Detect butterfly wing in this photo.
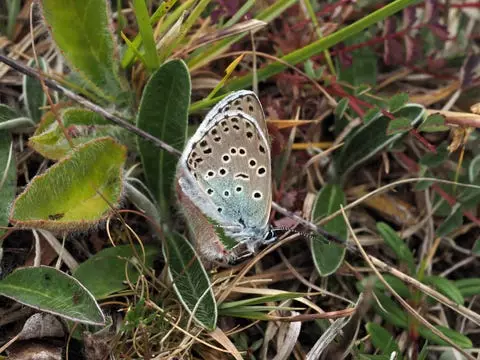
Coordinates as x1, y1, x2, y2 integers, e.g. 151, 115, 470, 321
179, 109, 271, 241
201, 90, 268, 140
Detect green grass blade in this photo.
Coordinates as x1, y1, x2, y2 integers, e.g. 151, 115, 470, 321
132, 0, 159, 70
225, 0, 418, 93
121, 0, 181, 68
187, 0, 296, 71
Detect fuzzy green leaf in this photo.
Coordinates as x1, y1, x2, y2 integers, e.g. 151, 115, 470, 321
137, 60, 190, 213
41, 0, 126, 99
0, 266, 104, 325
163, 232, 217, 330
29, 108, 128, 160
10, 137, 126, 231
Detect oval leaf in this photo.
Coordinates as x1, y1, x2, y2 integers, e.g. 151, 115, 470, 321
418, 325, 472, 348
0, 266, 104, 325
424, 276, 464, 305
10, 137, 126, 231
454, 278, 480, 298
73, 244, 160, 299
163, 232, 217, 330
310, 184, 347, 276
41, 0, 126, 98
333, 104, 425, 181
137, 59, 190, 213
366, 322, 400, 355
376, 222, 415, 273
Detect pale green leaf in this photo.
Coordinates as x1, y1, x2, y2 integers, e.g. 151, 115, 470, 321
137, 60, 190, 213
73, 244, 160, 299
311, 184, 347, 276
0, 266, 104, 325
163, 232, 217, 330
10, 137, 126, 231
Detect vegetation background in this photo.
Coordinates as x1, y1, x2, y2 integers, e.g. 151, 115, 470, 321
0, 0, 479, 359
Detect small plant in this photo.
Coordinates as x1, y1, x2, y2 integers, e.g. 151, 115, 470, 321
0, 0, 478, 359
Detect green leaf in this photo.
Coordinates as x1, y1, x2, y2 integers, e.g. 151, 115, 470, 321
336, 32, 377, 86
0, 130, 16, 238
366, 322, 400, 355
360, 274, 411, 299
310, 184, 347, 276
388, 93, 409, 113
23, 58, 48, 123
187, 0, 296, 71
163, 232, 217, 330
304, 60, 324, 80
371, 290, 408, 327
10, 137, 126, 231
454, 278, 480, 297
376, 222, 415, 273
363, 107, 381, 124
220, 292, 305, 309
424, 276, 464, 305
333, 104, 425, 182
468, 154, 480, 183
0, 104, 19, 122
73, 244, 161, 299
334, 98, 349, 120
436, 204, 463, 237
0, 266, 104, 325
121, 0, 182, 68
132, 0, 159, 70
386, 117, 413, 135
29, 108, 129, 160
418, 325, 472, 348
418, 114, 449, 133
41, 0, 127, 99
137, 60, 190, 213
419, 142, 449, 167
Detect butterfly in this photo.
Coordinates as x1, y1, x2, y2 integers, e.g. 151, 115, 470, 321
176, 90, 275, 264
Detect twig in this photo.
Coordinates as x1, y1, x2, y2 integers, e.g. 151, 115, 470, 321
0, 54, 181, 156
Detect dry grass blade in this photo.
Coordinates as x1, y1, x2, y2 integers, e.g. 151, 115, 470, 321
341, 206, 477, 360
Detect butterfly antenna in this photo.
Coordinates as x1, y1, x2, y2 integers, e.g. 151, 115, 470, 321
271, 226, 345, 246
